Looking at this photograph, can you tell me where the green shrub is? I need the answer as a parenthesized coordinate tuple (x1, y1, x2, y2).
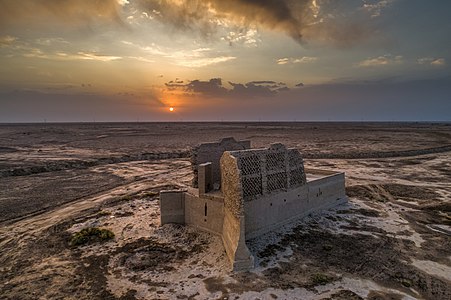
(70, 227, 115, 247)
(310, 273, 334, 285)
(322, 244, 333, 251)
(401, 278, 412, 288)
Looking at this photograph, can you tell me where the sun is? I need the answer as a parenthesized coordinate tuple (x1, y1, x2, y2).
(169, 107, 174, 112)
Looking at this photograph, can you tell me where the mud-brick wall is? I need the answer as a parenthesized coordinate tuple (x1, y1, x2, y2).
(160, 190, 185, 225)
(184, 194, 224, 235)
(221, 151, 254, 271)
(191, 138, 250, 188)
(160, 190, 225, 235)
(244, 172, 347, 239)
(307, 173, 347, 208)
(244, 185, 309, 238)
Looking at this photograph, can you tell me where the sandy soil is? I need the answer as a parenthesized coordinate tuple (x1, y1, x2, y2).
(0, 122, 450, 299)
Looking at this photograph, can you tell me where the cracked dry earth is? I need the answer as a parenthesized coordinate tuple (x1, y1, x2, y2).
(0, 123, 450, 299)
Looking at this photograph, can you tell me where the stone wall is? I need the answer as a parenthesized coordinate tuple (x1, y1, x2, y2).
(191, 137, 250, 188)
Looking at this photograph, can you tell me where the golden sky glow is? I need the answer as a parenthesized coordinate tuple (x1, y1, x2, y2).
(0, 0, 450, 121)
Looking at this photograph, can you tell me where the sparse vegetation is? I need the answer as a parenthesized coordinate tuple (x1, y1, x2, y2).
(323, 244, 333, 251)
(139, 191, 159, 199)
(70, 227, 115, 247)
(310, 273, 335, 285)
(119, 195, 134, 201)
(94, 210, 112, 218)
(401, 278, 412, 288)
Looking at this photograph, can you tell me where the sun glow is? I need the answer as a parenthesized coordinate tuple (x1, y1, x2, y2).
(169, 107, 174, 112)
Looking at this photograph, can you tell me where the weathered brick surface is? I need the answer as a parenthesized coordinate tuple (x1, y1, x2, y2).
(191, 137, 250, 188)
(220, 153, 243, 219)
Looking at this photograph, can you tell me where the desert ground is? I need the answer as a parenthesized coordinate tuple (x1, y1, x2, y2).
(0, 122, 450, 300)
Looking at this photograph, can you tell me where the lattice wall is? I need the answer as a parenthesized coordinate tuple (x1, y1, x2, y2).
(229, 143, 307, 201)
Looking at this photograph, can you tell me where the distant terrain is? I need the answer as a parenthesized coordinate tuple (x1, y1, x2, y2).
(0, 122, 450, 299)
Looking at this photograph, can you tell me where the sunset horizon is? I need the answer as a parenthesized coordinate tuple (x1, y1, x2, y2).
(1, 0, 450, 122)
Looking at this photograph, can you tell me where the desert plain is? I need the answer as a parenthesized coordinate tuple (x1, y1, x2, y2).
(0, 122, 450, 300)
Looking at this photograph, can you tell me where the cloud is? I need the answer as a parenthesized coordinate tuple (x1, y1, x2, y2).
(121, 40, 236, 67)
(362, 0, 396, 18)
(22, 48, 122, 62)
(165, 78, 290, 99)
(222, 29, 260, 47)
(127, 56, 154, 63)
(186, 78, 228, 97)
(295, 82, 304, 87)
(35, 37, 70, 46)
(0, 0, 123, 30)
(162, 47, 237, 68)
(135, 0, 378, 46)
(293, 56, 317, 63)
(228, 81, 280, 97)
(136, 0, 310, 43)
(358, 54, 402, 67)
(68, 52, 122, 62)
(277, 56, 317, 65)
(175, 56, 236, 68)
(230, 80, 290, 97)
(1, 1, 387, 47)
(431, 58, 446, 66)
(277, 58, 290, 65)
(418, 57, 446, 66)
(0, 35, 16, 47)
(117, 0, 129, 6)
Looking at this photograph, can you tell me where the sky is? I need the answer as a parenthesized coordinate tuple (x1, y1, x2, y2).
(0, 0, 450, 122)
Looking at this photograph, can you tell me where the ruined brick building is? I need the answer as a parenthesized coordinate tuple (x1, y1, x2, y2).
(160, 138, 347, 271)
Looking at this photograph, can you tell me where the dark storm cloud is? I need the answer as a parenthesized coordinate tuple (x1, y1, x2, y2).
(229, 81, 290, 97)
(212, 0, 308, 42)
(136, 0, 377, 46)
(228, 82, 275, 97)
(165, 81, 186, 91)
(165, 78, 227, 95)
(136, 0, 311, 43)
(165, 78, 289, 98)
(0, 0, 380, 46)
(0, 0, 123, 30)
(248, 81, 277, 85)
(186, 78, 228, 97)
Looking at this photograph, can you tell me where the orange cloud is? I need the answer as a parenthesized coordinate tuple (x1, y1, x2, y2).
(0, 0, 122, 30)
